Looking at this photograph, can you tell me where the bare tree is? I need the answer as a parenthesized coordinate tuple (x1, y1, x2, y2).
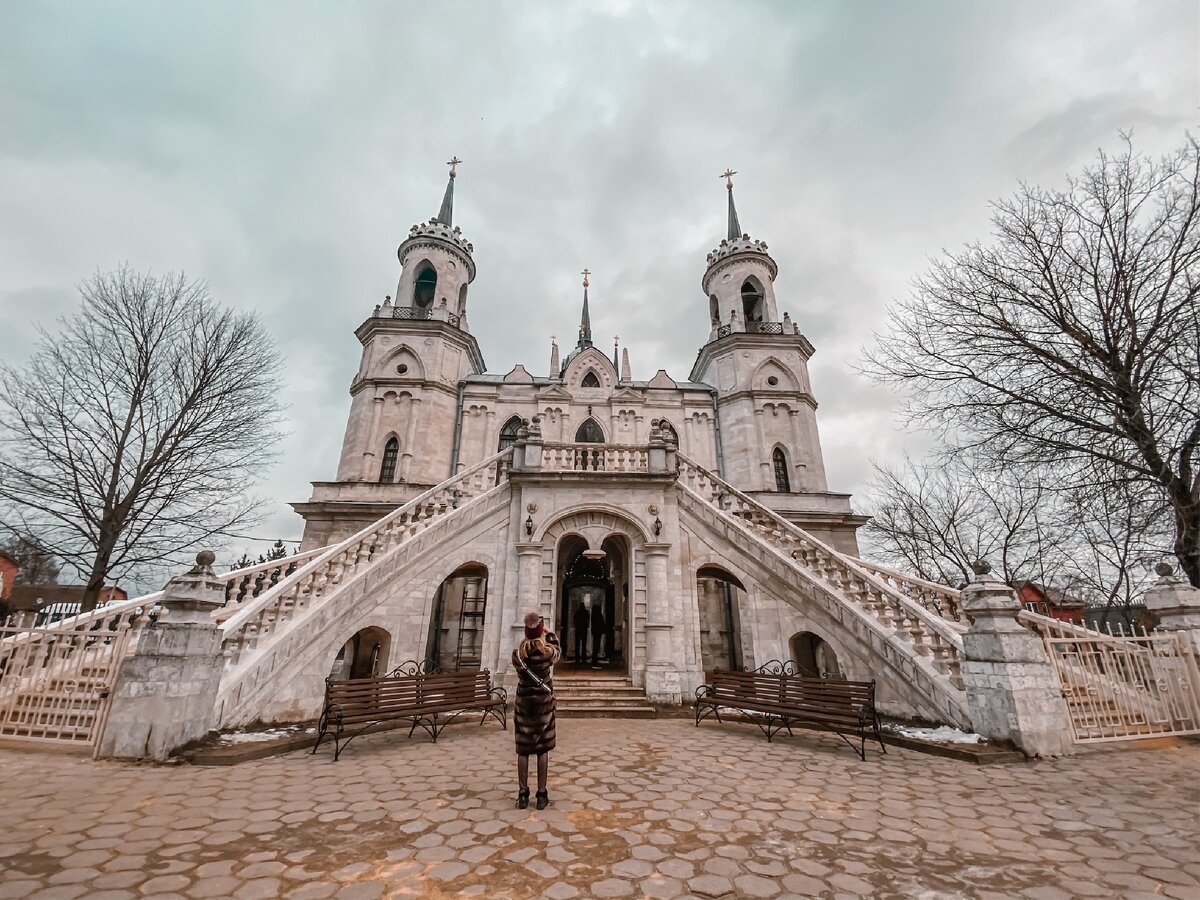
(862, 455, 1070, 587)
(0, 267, 285, 610)
(865, 135, 1200, 585)
(863, 455, 1169, 618)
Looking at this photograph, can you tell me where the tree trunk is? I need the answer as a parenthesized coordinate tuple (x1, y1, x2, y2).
(1174, 499, 1200, 588)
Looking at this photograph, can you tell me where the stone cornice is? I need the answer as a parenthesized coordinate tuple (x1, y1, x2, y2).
(354, 317, 487, 373)
(690, 331, 816, 382)
(701, 245, 778, 293)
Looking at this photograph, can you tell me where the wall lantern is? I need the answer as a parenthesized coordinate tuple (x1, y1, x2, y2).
(525, 514, 534, 537)
(653, 517, 662, 537)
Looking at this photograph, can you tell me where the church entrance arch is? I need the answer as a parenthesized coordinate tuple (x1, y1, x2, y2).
(556, 533, 630, 672)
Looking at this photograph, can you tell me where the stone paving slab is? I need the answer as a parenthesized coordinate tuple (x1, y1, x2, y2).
(0, 719, 1196, 898)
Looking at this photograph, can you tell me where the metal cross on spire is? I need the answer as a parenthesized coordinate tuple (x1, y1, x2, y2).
(447, 156, 462, 177)
(581, 267, 591, 288)
(722, 169, 742, 239)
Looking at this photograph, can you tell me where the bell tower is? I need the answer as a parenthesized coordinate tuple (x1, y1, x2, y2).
(691, 171, 862, 553)
(293, 159, 486, 549)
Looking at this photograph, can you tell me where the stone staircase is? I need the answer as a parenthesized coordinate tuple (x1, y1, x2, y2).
(554, 673, 657, 719)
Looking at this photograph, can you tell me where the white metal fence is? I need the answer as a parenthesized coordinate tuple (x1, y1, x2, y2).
(1043, 629, 1200, 743)
(0, 624, 132, 752)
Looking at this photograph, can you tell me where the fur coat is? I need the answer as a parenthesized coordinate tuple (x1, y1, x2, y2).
(512, 634, 560, 756)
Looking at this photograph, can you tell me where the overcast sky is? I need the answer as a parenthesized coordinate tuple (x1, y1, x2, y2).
(1, 1, 1196, 573)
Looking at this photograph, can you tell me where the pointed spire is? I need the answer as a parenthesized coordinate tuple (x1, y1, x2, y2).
(436, 156, 461, 226)
(722, 168, 741, 240)
(577, 268, 593, 348)
(549, 335, 560, 379)
(620, 346, 631, 383)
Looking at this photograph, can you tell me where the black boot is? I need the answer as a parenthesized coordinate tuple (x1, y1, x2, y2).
(535, 790, 549, 810)
(517, 789, 529, 809)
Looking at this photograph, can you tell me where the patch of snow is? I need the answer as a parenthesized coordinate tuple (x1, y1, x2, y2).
(217, 727, 315, 745)
(883, 724, 983, 744)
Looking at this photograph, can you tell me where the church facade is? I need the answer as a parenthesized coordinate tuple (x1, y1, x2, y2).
(289, 163, 877, 707)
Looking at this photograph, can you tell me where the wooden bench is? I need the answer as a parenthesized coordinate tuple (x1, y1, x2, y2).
(694, 663, 885, 760)
(313, 665, 507, 760)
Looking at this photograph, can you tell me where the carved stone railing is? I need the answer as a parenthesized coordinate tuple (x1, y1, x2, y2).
(219, 448, 513, 668)
(539, 443, 650, 474)
(849, 558, 965, 625)
(677, 454, 966, 691)
(219, 549, 325, 615)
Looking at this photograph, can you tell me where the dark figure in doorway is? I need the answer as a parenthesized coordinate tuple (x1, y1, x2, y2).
(512, 612, 559, 810)
(572, 602, 590, 663)
(590, 603, 606, 666)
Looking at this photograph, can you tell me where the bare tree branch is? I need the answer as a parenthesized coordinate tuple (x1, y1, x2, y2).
(863, 134, 1200, 585)
(0, 266, 286, 609)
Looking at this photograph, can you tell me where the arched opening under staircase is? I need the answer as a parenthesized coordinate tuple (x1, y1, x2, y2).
(696, 564, 747, 675)
(790, 630, 843, 679)
(423, 563, 489, 671)
(330, 626, 392, 680)
(556, 533, 629, 673)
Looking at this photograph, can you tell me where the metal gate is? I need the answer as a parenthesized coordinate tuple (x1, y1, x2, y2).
(0, 624, 132, 753)
(1044, 630, 1200, 743)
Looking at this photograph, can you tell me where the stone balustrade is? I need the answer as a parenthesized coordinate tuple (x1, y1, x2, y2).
(677, 454, 966, 691)
(850, 558, 966, 625)
(539, 443, 651, 474)
(218, 448, 513, 669)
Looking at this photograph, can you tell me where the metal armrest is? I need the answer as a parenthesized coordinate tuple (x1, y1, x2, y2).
(695, 684, 714, 702)
(489, 686, 508, 704)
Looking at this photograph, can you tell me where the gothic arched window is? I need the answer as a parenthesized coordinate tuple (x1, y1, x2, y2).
(379, 437, 400, 483)
(741, 279, 764, 323)
(413, 264, 437, 309)
(575, 418, 604, 443)
(772, 447, 790, 492)
(581, 370, 601, 388)
(498, 416, 522, 451)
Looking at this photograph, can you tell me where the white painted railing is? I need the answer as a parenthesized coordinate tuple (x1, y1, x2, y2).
(677, 454, 966, 690)
(219, 448, 513, 667)
(539, 443, 650, 473)
(216, 548, 326, 621)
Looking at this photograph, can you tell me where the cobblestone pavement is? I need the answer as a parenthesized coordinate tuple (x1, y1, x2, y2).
(0, 719, 1196, 899)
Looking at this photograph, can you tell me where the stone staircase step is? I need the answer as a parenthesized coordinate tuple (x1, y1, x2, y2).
(557, 705, 657, 719)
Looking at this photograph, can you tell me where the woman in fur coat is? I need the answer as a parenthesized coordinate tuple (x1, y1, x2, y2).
(512, 611, 560, 809)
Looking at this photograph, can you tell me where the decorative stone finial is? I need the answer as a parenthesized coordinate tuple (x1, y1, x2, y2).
(188, 550, 217, 576)
(1155, 562, 1175, 578)
(971, 559, 992, 576)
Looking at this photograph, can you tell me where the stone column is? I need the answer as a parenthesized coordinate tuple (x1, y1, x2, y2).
(960, 561, 1074, 757)
(643, 543, 680, 704)
(753, 408, 771, 489)
(361, 395, 385, 481)
(400, 396, 421, 481)
(1144, 564, 1200, 649)
(96, 552, 227, 761)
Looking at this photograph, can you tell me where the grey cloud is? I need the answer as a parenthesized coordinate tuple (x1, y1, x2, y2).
(1, 0, 1195, 576)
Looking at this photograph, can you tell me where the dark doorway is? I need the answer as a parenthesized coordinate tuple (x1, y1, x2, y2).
(556, 535, 628, 672)
(790, 631, 842, 679)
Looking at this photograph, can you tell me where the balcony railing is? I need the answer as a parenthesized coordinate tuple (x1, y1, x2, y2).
(539, 443, 651, 474)
(377, 305, 463, 329)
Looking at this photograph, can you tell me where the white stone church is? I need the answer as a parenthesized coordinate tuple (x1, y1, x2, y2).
(275, 162, 930, 716)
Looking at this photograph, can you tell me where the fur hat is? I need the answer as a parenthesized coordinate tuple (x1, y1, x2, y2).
(524, 611, 545, 640)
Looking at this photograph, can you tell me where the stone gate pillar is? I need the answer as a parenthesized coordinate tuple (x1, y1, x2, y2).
(643, 543, 681, 704)
(1144, 563, 1200, 649)
(960, 561, 1074, 757)
(96, 551, 227, 761)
